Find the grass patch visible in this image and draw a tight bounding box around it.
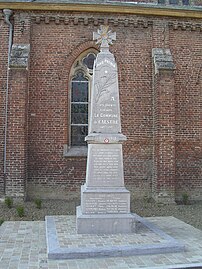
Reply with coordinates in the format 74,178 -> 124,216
34,198 -> 42,209
182,193 -> 189,205
4,197 -> 13,208
16,206 -> 25,218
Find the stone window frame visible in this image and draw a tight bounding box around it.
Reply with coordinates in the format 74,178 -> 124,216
64,48 -> 98,157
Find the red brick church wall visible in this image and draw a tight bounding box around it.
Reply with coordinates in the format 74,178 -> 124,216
169,29 -> 202,200
0,7 -> 201,202
26,12 -> 154,199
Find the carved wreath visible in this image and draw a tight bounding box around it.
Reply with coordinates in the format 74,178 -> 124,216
95,71 -> 116,103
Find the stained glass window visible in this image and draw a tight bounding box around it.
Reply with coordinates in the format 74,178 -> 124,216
71,72 -> 89,146
69,50 -> 97,147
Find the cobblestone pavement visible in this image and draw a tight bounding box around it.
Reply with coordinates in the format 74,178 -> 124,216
0,216 -> 202,269
53,215 -> 165,247
46,215 -> 184,259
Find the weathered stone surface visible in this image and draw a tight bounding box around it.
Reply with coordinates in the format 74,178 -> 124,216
86,144 -> 125,187
152,48 -> 175,74
76,206 -> 136,234
80,184 -> 130,214
9,44 -> 30,69
88,53 -> 121,134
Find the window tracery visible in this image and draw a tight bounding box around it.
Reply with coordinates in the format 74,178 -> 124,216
69,50 -> 97,148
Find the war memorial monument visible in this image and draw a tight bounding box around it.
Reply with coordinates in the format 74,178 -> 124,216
76,25 -> 136,234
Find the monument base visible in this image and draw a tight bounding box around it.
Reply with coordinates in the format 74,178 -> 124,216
80,184 -> 131,214
76,206 -> 136,234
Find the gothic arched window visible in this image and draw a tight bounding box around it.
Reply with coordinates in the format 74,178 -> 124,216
71,72 -> 89,146
66,50 -> 97,155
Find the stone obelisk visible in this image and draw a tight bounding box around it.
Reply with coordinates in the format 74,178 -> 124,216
76,26 -> 136,234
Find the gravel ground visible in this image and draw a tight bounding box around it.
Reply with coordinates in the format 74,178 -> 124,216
0,198 -> 202,230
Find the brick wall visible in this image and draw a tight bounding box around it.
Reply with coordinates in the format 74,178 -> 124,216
169,27 -> 202,200
0,13 -> 9,196
26,12 -> 153,199
116,23 -> 153,197
0,7 -> 201,202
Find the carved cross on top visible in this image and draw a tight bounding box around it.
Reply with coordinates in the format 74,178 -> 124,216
93,25 -> 116,50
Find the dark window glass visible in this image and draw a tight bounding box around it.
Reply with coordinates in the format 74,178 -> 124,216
71,126 -> 88,146
158,0 -> 166,3
169,0 -> 179,4
71,71 -> 88,146
83,53 -> 96,70
71,81 -> 88,102
71,73 -> 88,103
182,0 -> 189,5
71,104 -> 88,125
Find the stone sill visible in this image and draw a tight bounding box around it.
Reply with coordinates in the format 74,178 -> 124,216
63,145 -> 87,157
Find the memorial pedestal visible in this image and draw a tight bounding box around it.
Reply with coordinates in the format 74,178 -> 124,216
80,185 -> 130,214
76,206 -> 136,234
76,143 -> 137,234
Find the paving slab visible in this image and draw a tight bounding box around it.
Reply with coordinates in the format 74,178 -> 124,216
46,213 -> 184,259
0,216 -> 202,269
